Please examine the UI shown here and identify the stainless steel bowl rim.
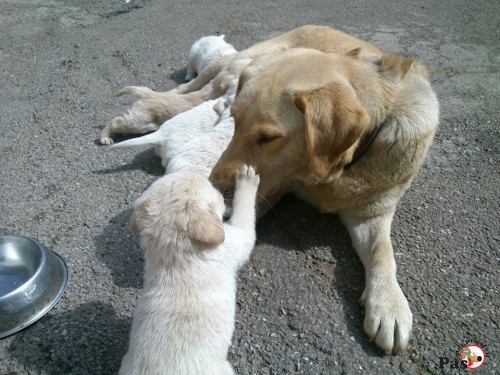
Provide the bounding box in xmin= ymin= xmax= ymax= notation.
xmin=0 ymin=234 xmax=69 ymax=339
xmin=0 ymin=235 xmax=46 ymax=299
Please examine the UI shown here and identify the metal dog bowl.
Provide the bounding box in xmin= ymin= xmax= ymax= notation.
xmin=0 ymin=235 xmax=68 ymax=339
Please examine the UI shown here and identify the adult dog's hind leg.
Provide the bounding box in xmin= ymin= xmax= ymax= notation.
xmin=340 ymin=210 xmax=413 ymax=354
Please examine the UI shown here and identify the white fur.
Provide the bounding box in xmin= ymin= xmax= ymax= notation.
xmin=110 ymin=99 xmax=220 ymax=168
xmin=186 ymin=35 xmax=237 ymax=81
xmin=120 ymin=166 xmax=260 ymax=375
xmin=166 ymin=84 xmax=236 ymax=177
xmin=111 ymin=78 xmax=239 ymax=175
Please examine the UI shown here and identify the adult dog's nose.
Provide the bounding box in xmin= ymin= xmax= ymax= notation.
xmin=209 ymin=160 xmax=243 ymax=192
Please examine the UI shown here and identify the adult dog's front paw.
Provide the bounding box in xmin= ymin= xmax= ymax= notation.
xmin=360 ymin=280 xmax=412 ymax=354
xmin=235 ymin=165 xmax=260 ymax=190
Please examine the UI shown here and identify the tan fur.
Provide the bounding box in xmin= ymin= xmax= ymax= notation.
xmin=294 ymin=82 xmax=371 ymax=178
xmin=101 ymin=25 xmax=383 ymax=144
xmin=101 ymin=59 xmax=250 ymax=145
xmin=106 ymin=24 xmax=439 ymax=354
xmin=187 ymin=204 xmax=225 ymax=245
xmin=209 ymin=42 xmax=439 ymax=354
xmin=100 ymin=87 xmax=207 ymax=145
xmin=173 ymin=25 xmax=383 ymax=94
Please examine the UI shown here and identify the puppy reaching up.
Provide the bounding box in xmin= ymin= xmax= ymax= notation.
xmin=186 ymin=35 xmax=237 ymax=81
xmin=120 ymin=165 xmax=260 ymax=375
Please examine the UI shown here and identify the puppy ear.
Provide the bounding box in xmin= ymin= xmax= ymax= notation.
xmin=377 ymin=54 xmax=418 ymax=80
xmin=129 ymin=198 xmax=149 ymax=234
xmin=187 ymin=204 xmax=225 ymax=246
xmin=345 ymin=47 xmax=361 ymax=57
xmin=294 ymin=82 xmax=371 ymax=178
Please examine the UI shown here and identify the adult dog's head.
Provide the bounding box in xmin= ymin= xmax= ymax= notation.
xmin=210 ymin=48 xmax=409 ymax=197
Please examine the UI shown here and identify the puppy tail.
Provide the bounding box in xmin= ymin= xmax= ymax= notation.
xmin=109 ymin=131 xmax=161 ymax=149
xmin=114 ymin=86 xmax=157 ymax=99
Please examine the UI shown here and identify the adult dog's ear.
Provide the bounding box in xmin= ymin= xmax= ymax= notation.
xmin=294 ymin=81 xmax=371 ymax=178
xmin=187 ymin=204 xmax=225 ymax=246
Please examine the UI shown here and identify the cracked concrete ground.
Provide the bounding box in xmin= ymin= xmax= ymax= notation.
xmin=0 ymin=0 xmax=498 ymax=374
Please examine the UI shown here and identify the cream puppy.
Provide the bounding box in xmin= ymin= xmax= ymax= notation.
xmin=185 ymin=35 xmax=237 ymax=81
xmin=165 ymin=97 xmax=234 ymax=178
xmin=110 ymin=78 xmax=240 ymax=175
xmin=119 ymin=165 xmax=260 ymax=375
xmin=101 ymin=58 xmax=249 ymax=144
xmin=99 ymin=86 xmax=208 ymax=145
xmin=110 ymin=98 xmax=220 ymax=168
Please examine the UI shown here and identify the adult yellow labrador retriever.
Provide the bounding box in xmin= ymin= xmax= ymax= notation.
xmin=207 ymin=26 xmax=439 ymax=354
xmin=107 ymin=25 xmax=438 ymax=354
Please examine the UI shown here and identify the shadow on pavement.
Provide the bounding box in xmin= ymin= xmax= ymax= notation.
xmin=168 ymin=67 xmax=188 ymax=85
xmin=94 ymin=208 xmax=143 ymax=289
xmin=92 ymin=147 xmax=164 ymax=177
xmin=7 ymin=302 xmax=129 ymax=375
xmin=256 ymin=195 xmax=382 ymax=355
xmin=94 ymin=192 xmax=382 ymax=356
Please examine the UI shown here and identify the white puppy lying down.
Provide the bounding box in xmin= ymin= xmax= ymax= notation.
xmin=165 ymin=86 xmax=236 ymax=177
xmin=110 ymin=77 xmax=241 ymax=176
xmin=99 ymin=37 xmax=238 ymax=145
xmin=119 ymin=165 xmax=260 ymax=375
xmin=185 ymin=35 xmax=237 ymax=81
xmin=110 ymin=99 xmax=220 ymax=169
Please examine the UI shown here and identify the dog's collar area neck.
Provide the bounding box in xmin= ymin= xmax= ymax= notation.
xmin=344 ymin=125 xmax=383 ymax=170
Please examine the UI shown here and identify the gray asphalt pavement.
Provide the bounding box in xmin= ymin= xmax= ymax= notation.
xmin=0 ymin=1 xmax=498 ymax=374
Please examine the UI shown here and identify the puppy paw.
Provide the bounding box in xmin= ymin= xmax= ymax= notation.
xmin=235 ymin=165 xmax=260 ymax=190
xmin=231 ymin=166 xmax=259 ymax=227
xmin=101 ymin=86 xmax=166 ymax=142
xmin=99 ymin=125 xmax=114 ymax=145
xmin=361 ymin=281 xmax=412 ymax=354
xmin=213 ymin=98 xmax=227 ymax=115
xmin=100 ymin=136 xmax=114 ymax=145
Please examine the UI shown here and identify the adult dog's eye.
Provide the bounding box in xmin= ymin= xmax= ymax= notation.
xmin=257 ymin=135 xmax=279 ymax=146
